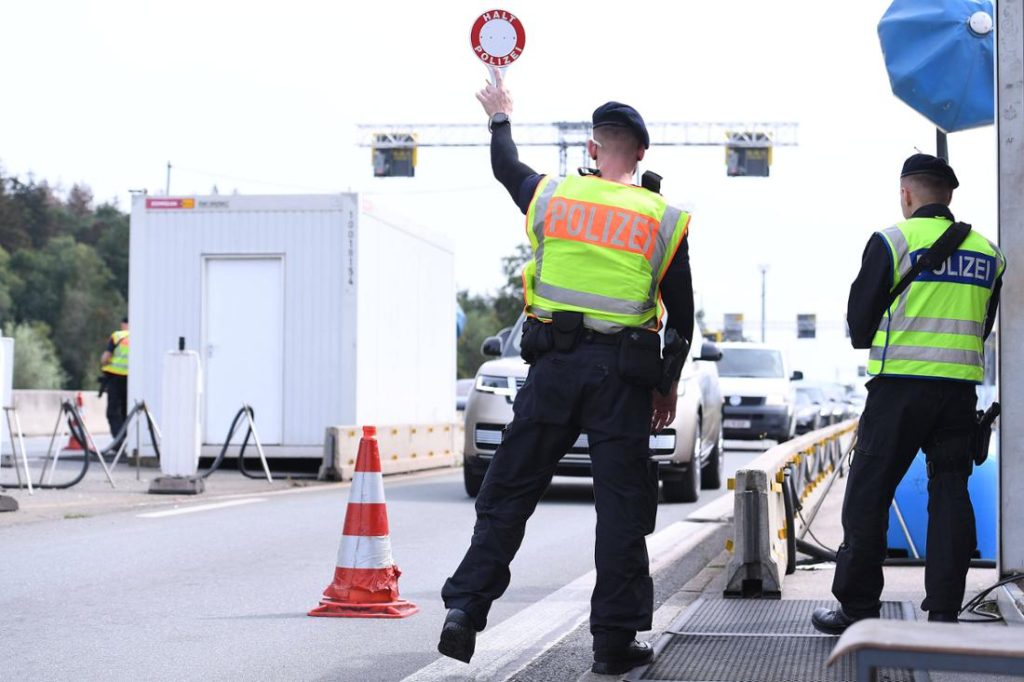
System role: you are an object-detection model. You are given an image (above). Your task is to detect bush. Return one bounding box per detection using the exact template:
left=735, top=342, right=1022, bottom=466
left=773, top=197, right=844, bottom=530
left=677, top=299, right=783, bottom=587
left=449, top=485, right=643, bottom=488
left=4, top=321, right=66, bottom=389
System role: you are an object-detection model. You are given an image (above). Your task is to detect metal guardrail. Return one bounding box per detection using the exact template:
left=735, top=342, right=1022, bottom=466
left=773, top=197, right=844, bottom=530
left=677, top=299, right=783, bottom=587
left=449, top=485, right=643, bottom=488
left=723, top=418, right=859, bottom=598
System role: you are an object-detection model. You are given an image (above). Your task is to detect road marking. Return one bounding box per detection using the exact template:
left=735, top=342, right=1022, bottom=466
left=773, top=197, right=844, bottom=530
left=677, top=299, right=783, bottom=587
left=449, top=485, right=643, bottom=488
left=137, top=498, right=266, bottom=518
left=401, top=520, right=723, bottom=682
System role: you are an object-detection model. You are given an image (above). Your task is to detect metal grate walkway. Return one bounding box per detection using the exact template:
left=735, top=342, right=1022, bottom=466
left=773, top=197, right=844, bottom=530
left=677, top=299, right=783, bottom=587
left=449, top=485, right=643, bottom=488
left=626, top=598, right=926, bottom=682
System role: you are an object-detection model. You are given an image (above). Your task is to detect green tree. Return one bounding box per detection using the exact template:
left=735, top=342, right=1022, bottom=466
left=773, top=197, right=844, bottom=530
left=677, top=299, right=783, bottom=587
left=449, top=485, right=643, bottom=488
left=0, top=167, right=130, bottom=389
left=93, top=203, right=129, bottom=298
left=4, top=321, right=66, bottom=389
left=457, top=290, right=502, bottom=378
left=10, top=236, right=124, bottom=388
left=493, top=243, right=530, bottom=329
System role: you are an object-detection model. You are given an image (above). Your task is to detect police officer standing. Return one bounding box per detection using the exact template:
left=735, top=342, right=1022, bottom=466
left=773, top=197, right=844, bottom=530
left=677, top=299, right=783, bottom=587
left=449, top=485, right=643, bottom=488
left=438, top=68, right=695, bottom=676
left=100, top=317, right=129, bottom=437
left=812, top=154, right=1005, bottom=634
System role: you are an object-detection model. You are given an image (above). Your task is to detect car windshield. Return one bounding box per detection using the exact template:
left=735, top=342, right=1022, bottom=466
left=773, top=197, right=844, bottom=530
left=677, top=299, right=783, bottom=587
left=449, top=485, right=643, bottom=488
left=503, top=315, right=525, bottom=358
left=796, top=387, right=827, bottom=405
left=718, top=348, right=785, bottom=378
left=821, top=384, right=846, bottom=401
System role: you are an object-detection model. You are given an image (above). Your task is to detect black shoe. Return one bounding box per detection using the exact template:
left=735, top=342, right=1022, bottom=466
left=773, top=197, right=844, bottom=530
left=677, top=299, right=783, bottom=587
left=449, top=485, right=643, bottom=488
left=928, top=610, right=959, bottom=623
left=437, top=608, right=476, bottom=663
left=811, top=607, right=865, bottom=635
left=592, top=640, right=653, bottom=675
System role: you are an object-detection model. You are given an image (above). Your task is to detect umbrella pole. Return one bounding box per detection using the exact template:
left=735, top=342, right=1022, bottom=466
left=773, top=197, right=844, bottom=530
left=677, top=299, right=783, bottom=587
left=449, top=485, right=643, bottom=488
left=936, top=128, right=949, bottom=161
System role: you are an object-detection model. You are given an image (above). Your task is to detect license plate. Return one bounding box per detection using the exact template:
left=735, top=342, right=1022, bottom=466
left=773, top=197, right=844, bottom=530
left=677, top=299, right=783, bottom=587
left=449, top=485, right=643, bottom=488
left=724, top=419, right=752, bottom=429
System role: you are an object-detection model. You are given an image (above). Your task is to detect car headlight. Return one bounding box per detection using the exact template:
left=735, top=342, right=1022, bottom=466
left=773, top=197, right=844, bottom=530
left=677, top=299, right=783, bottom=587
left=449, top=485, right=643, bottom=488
left=475, top=374, right=514, bottom=397
left=764, top=394, right=788, bottom=406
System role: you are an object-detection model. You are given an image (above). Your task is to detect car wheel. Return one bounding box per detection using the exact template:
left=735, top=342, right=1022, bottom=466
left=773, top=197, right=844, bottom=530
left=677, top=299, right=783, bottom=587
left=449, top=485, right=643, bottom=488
left=464, top=464, right=485, bottom=498
left=663, top=421, right=701, bottom=503
left=701, top=425, right=723, bottom=490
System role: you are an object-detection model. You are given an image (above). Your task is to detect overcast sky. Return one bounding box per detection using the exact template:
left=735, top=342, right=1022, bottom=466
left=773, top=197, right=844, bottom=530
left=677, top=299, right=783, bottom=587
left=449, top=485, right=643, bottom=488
left=0, top=0, right=998, bottom=334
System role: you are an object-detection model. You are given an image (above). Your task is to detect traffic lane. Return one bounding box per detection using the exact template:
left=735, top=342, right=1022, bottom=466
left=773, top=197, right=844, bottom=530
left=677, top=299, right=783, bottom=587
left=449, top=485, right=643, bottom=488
left=1, top=452, right=755, bottom=681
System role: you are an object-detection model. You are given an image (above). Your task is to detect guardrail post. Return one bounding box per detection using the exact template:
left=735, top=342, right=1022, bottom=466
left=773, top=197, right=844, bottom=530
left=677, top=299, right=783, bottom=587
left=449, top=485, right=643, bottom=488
left=724, top=420, right=859, bottom=598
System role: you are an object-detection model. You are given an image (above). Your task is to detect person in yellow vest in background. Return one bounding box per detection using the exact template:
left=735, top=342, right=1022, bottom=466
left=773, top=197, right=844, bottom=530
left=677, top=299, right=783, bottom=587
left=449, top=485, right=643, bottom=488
left=100, top=317, right=129, bottom=437
left=439, top=69, right=695, bottom=676
left=812, top=154, right=1005, bottom=635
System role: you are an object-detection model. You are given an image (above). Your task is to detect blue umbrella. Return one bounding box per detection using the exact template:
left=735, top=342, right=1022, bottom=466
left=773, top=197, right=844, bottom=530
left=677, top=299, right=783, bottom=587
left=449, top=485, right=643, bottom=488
left=878, top=0, right=994, bottom=133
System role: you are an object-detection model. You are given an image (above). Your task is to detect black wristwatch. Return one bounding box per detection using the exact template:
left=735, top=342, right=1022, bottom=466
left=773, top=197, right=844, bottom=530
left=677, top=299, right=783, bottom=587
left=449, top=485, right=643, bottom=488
left=488, top=112, right=510, bottom=133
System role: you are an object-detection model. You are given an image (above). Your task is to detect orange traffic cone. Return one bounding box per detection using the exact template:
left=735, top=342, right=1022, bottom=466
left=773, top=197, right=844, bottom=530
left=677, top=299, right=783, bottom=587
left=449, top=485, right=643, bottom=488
left=63, top=392, right=85, bottom=451
left=308, top=425, right=418, bottom=619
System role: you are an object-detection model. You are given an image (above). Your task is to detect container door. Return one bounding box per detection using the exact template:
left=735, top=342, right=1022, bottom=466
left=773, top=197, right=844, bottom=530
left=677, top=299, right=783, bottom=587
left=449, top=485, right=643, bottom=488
left=203, top=257, right=284, bottom=444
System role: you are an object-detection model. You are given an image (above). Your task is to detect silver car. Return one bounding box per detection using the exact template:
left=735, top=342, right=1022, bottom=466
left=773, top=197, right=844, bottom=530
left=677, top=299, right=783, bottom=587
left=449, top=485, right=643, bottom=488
left=462, top=315, right=724, bottom=503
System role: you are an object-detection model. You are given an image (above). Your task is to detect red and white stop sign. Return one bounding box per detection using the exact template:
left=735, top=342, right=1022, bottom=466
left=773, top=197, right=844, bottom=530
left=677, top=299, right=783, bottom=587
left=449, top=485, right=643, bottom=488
left=470, top=9, right=525, bottom=67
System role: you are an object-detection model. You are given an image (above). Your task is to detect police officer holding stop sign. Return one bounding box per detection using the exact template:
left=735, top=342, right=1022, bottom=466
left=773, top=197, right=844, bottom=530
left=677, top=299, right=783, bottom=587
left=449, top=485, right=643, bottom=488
left=438, top=68, right=695, bottom=675
left=812, top=154, right=1005, bottom=634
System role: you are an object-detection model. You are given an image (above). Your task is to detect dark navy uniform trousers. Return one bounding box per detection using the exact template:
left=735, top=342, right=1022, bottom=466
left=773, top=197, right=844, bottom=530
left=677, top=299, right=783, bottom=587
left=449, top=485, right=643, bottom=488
left=442, top=339, right=657, bottom=650
left=832, top=376, right=978, bottom=617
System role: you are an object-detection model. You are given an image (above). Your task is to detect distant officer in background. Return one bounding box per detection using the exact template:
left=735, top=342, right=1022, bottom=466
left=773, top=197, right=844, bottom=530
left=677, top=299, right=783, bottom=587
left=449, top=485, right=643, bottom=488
left=812, top=154, right=1004, bottom=634
left=100, top=317, right=129, bottom=437
left=438, top=69, right=695, bottom=676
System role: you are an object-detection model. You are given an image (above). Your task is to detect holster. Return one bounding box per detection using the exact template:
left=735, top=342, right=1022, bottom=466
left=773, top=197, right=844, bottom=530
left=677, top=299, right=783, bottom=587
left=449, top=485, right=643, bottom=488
left=922, top=428, right=975, bottom=478
left=973, top=403, right=1000, bottom=466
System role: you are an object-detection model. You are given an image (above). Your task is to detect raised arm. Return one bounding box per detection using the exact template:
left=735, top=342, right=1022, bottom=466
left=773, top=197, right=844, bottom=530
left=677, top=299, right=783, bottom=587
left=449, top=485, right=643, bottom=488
left=476, top=68, right=542, bottom=214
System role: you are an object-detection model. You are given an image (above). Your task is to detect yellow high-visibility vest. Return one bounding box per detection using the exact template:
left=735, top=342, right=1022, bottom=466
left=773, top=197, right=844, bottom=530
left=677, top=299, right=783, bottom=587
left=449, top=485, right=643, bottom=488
left=102, top=330, right=129, bottom=376
left=869, top=217, right=1004, bottom=382
left=522, top=174, right=690, bottom=333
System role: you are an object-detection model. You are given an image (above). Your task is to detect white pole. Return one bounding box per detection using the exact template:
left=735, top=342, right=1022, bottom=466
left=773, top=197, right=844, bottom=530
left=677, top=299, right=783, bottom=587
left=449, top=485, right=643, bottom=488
left=997, top=0, right=1024, bottom=576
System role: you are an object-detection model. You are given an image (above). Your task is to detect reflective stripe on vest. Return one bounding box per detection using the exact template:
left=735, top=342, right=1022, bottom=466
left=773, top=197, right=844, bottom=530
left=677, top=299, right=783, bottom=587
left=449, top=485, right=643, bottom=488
left=523, top=174, right=689, bottom=333
left=868, top=217, right=1004, bottom=383
left=103, top=330, right=129, bottom=376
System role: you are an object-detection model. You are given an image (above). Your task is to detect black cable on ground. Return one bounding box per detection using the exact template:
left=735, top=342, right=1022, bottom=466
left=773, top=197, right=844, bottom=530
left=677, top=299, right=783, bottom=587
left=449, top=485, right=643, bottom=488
left=1, top=402, right=93, bottom=489
left=201, top=407, right=249, bottom=479
left=101, top=402, right=163, bottom=461
left=957, top=572, right=1024, bottom=623
left=202, top=406, right=318, bottom=480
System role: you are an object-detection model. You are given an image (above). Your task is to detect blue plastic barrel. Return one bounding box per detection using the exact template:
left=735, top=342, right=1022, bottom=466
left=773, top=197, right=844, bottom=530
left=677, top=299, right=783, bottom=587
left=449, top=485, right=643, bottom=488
left=886, top=439, right=998, bottom=560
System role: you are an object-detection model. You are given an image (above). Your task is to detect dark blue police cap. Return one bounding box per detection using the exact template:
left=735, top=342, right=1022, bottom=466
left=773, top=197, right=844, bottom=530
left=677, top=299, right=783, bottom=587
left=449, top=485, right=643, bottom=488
left=901, top=153, right=959, bottom=189
left=592, top=101, right=650, bottom=149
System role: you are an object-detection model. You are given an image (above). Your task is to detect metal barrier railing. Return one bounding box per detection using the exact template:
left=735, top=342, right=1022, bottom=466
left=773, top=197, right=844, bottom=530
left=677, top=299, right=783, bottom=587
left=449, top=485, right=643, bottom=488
left=723, top=418, right=859, bottom=598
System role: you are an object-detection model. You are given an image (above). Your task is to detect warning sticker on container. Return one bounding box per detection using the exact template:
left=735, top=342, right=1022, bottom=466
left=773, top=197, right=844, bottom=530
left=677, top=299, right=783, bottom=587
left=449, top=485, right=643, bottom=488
left=146, top=197, right=196, bottom=210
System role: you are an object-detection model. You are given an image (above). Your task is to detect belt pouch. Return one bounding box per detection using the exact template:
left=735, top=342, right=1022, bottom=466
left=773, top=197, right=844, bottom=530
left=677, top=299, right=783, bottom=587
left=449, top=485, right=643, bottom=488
left=551, top=311, right=583, bottom=352
left=618, top=329, right=661, bottom=387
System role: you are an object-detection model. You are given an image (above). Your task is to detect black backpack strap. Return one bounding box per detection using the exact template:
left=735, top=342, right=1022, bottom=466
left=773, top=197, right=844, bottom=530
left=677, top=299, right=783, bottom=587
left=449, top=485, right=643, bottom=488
left=885, top=221, right=972, bottom=310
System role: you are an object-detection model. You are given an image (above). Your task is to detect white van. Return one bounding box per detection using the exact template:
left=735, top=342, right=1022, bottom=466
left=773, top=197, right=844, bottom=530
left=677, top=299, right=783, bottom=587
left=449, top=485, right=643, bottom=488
left=717, top=342, right=802, bottom=442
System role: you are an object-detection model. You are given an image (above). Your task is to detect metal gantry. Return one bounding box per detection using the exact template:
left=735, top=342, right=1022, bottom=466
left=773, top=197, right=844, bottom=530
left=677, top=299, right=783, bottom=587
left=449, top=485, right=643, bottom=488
left=358, top=121, right=800, bottom=176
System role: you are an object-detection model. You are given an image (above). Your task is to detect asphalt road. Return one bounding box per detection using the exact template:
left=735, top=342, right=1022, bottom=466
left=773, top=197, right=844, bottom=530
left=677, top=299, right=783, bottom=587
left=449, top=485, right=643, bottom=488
left=1, top=447, right=764, bottom=681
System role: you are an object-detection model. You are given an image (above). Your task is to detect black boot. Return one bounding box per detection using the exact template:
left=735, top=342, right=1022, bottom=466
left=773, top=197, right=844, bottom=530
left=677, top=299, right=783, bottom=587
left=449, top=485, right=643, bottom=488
left=438, top=608, right=477, bottom=663
left=592, top=640, right=653, bottom=675
left=811, top=606, right=864, bottom=635
left=928, top=610, right=959, bottom=623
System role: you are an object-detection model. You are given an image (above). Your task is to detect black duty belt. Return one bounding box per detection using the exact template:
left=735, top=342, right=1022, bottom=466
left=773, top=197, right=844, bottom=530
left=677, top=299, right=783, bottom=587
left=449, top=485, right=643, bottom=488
left=579, top=329, right=623, bottom=346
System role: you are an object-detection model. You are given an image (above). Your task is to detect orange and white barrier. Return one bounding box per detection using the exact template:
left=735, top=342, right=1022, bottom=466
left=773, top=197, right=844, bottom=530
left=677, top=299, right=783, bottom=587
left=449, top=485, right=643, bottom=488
left=320, top=422, right=459, bottom=480
left=309, top=425, right=418, bottom=619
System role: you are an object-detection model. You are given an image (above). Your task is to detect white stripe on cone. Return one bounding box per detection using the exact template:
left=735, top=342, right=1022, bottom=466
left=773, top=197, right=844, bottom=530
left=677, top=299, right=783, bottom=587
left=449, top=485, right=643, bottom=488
left=349, top=471, right=387, bottom=504
left=336, top=535, right=395, bottom=569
